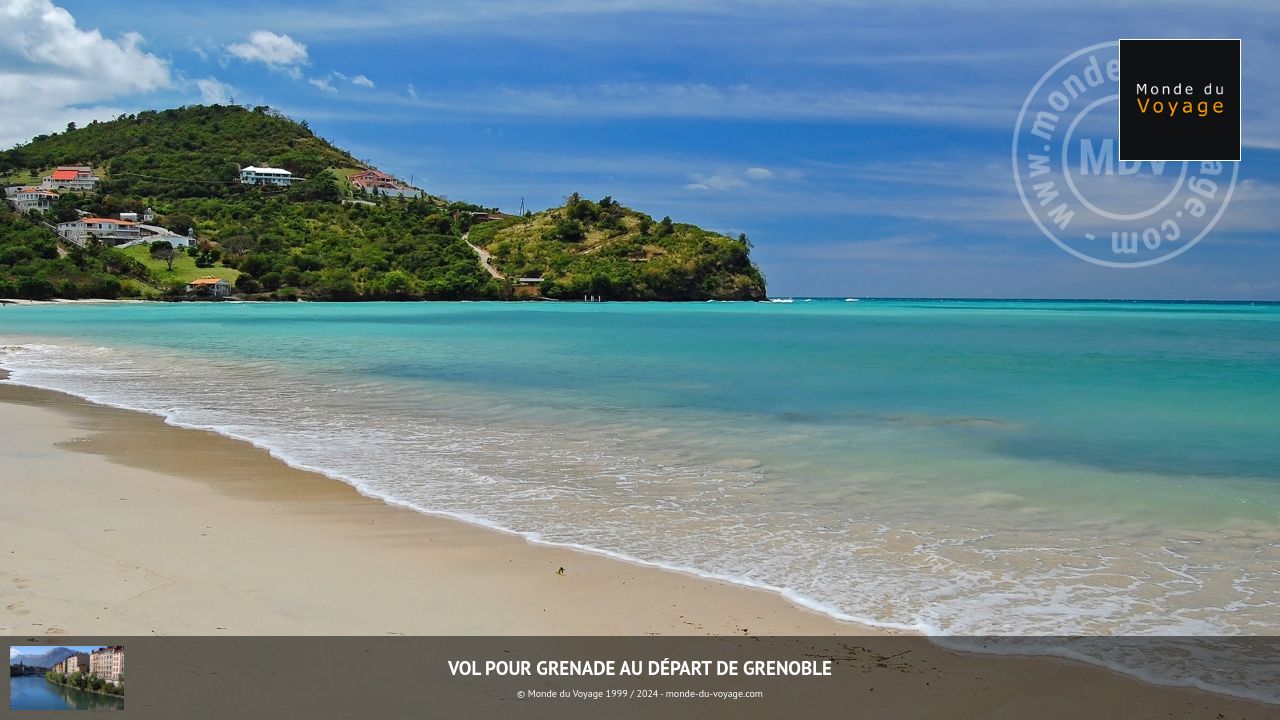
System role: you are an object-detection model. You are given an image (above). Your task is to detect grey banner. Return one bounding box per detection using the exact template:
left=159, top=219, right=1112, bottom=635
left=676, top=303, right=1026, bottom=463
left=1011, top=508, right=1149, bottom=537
left=6, top=636, right=1280, bottom=718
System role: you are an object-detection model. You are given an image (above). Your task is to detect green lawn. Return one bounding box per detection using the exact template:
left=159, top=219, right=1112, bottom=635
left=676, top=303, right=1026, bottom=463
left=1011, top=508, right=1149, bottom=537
left=0, top=170, right=42, bottom=186
left=121, top=245, right=241, bottom=287
left=327, top=167, right=365, bottom=197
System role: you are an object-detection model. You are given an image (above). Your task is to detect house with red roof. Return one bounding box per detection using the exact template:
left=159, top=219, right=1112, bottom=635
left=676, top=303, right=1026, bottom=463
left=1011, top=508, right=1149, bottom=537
left=41, top=165, right=99, bottom=191
left=349, top=168, right=424, bottom=198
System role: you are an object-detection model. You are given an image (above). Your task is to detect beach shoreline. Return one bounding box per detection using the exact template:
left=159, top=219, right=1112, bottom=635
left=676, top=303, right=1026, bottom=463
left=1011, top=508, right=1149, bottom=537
left=2, top=370, right=1278, bottom=715
left=0, top=371, right=870, bottom=636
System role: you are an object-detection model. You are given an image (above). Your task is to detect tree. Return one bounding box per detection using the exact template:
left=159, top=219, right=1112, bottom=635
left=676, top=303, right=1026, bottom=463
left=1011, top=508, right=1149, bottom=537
left=234, top=273, right=260, bottom=294
left=149, top=240, right=176, bottom=271
left=162, top=213, right=196, bottom=236
left=49, top=193, right=80, bottom=223
left=17, top=277, right=57, bottom=300
left=657, top=216, right=674, bottom=236
left=546, top=219, right=584, bottom=243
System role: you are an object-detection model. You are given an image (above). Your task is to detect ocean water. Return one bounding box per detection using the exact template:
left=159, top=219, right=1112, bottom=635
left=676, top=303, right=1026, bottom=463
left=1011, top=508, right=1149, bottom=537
left=1, top=300, right=1278, bottom=696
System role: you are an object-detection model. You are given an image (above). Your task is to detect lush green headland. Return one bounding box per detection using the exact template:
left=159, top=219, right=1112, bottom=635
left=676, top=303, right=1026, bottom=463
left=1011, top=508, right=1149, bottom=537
left=0, top=105, right=765, bottom=301
left=470, top=194, right=764, bottom=301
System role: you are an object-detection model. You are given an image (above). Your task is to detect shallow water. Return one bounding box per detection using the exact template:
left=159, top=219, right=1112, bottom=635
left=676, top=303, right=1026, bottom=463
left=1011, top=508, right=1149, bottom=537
left=2, top=299, right=1277, bottom=697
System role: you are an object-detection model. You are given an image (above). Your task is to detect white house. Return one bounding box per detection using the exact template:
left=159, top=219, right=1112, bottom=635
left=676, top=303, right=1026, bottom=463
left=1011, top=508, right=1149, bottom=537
left=8, top=186, right=58, bottom=214
left=239, top=166, right=301, bottom=186
left=56, top=217, right=142, bottom=245
left=41, top=165, right=98, bottom=191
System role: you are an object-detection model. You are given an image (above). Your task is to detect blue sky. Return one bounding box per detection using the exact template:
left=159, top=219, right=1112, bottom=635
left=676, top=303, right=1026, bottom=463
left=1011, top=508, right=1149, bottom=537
left=10, top=646, right=101, bottom=657
left=3, top=0, right=1278, bottom=298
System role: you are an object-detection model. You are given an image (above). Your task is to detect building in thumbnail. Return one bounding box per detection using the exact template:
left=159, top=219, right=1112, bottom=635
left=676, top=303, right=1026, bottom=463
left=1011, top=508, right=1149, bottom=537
left=63, top=653, right=90, bottom=675
left=88, top=646, right=124, bottom=683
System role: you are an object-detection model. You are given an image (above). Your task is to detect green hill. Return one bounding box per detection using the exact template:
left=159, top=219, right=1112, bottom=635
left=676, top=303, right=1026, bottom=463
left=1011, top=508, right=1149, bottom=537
left=470, top=194, right=765, bottom=300
left=0, top=104, right=359, bottom=199
left=0, top=104, right=766, bottom=301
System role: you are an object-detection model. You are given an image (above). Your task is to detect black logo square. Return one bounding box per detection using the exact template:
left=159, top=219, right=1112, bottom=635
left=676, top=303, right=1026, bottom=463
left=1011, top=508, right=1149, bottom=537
left=1119, top=39, right=1241, bottom=161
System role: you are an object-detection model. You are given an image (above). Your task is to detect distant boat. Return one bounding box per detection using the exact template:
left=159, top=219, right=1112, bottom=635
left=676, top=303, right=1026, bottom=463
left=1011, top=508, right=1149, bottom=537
left=769, top=298, right=794, bottom=304
left=845, top=298, right=860, bottom=302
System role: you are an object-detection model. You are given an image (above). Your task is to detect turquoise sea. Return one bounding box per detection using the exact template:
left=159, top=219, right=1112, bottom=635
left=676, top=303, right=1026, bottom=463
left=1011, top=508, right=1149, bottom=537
left=2, top=300, right=1278, bottom=694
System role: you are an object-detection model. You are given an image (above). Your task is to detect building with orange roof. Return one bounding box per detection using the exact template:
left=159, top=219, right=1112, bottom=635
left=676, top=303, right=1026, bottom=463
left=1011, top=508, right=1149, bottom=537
left=7, top=186, right=59, bottom=213
left=56, top=217, right=142, bottom=245
left=184, top=277, right=232, bottom=297
left=41, top=164, right=98, bottom=191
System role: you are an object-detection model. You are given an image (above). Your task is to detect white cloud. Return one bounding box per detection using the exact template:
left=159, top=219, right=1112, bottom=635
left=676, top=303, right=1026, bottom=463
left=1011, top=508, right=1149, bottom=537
left=407, top=83, right=418, bottom=99
left=308, top=76, right=337, bottom=93
left=226, top=30, right=308, bottom=69
left=196, top=77, right=235, bottom=104
left=0, top=0, right=171, bottom=146
left=685, top=166, right=776, bottom=192
left=306, top=71, right=377, bottom=94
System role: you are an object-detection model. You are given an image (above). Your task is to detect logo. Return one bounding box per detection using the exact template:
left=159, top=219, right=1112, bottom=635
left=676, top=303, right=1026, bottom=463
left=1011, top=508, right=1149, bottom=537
left=1012, top=41, right=1238, bottom=268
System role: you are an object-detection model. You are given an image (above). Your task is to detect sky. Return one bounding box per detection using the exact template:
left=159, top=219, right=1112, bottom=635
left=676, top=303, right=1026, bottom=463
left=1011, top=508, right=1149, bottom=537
left=2, top=0, right=1278, bottom=299
left=10, top=646, right=101, bottom=657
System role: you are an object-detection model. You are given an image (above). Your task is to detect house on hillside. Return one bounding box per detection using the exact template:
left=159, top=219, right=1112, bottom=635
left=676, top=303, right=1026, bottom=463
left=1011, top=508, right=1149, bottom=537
left=350, top=168, right=395, bottom=190
left=185, top=277, right=232, bottom=297
left=349, top=168, right=424, bottom=198
left=239, top=166, right=302, bottom=186
left=463, top=210, right=511, bottom=223
left=7, top=186, right=58, bottom=213
left=41, top=165, right=98, bottom=191
left=56, top=217, right=142, bottom=245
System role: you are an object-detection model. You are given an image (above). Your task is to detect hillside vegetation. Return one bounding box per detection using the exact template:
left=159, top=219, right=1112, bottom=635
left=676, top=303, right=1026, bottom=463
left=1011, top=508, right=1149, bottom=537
left=0, top=105, right=359, bottom=199
left=0, top=204, right=140, bottom=299
left=470, top=194, right=765, bottom=300
left=0, top=104, right=766, bottom=301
